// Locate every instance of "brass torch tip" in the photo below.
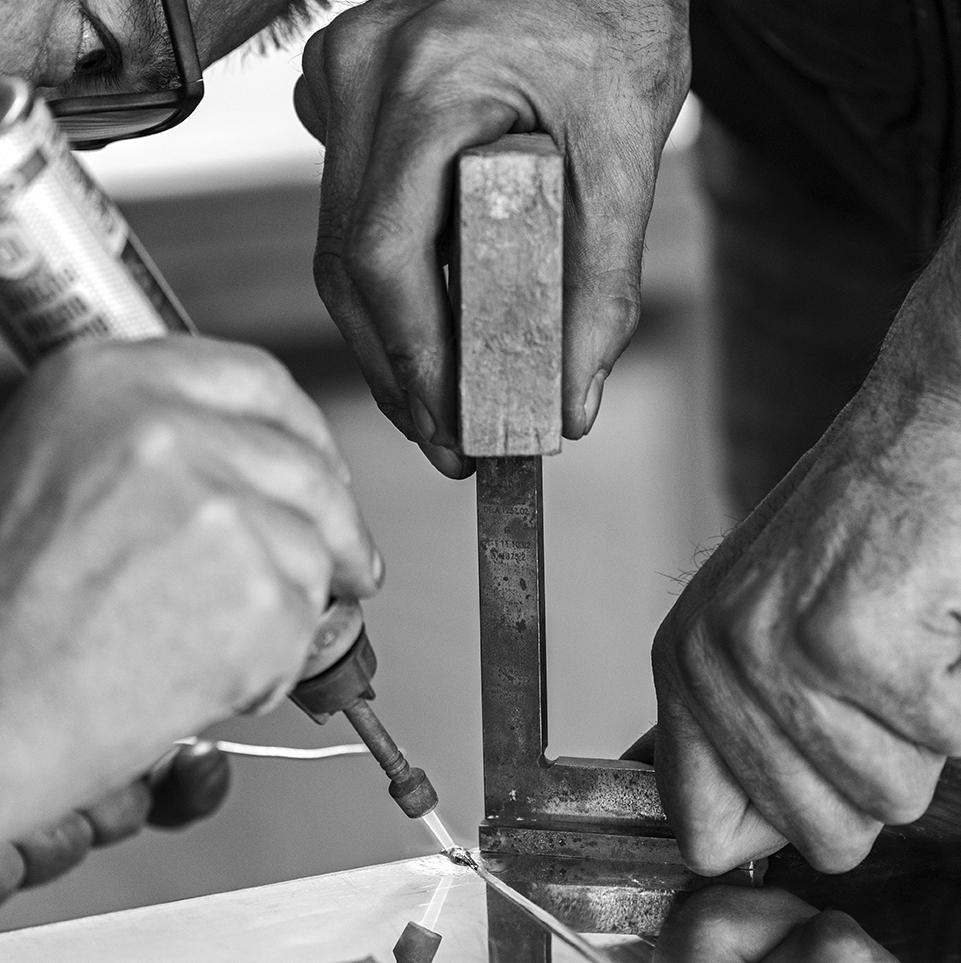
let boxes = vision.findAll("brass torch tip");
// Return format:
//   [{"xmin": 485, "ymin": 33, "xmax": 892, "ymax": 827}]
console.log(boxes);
[{"xmin": 389, "ymin": 766, "xmax": 438, "ymax": 819}]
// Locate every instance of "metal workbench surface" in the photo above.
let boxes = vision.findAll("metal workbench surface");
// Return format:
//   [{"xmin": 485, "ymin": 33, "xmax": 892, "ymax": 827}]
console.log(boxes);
[{"xmin": 1, "ymin": 840, "xmax": 959, "ymax": 962}]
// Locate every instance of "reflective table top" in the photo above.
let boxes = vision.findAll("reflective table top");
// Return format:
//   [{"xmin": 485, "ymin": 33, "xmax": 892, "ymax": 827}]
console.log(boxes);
[{"xmin": 1, "ymin": 831, "xmax": 959, "ymax": 962}]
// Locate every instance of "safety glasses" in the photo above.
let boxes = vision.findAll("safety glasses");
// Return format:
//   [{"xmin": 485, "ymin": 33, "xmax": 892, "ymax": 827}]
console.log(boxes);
[{"xmin": 46, "ymin": 0, "xmax": 204, "ymax": 150}]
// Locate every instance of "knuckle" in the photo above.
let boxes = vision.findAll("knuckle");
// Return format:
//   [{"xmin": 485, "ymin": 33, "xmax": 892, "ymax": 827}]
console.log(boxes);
[
  {"xmin": 881, "ymin": 793, "xmax": 932, "ymax": 826},
  {"xmin": 931, "ymin": 722, "xmax": 961, "ymax": 756},
  {"xmin": 294, "ymin": 75, "xmax": 326, "ymax": 145},
  {"xmin": 670, "ymin": 805, "xmax": 752, "ymax": 878},
  {"xmin": 383, "ymin": 345, "xmax": 433, "ymax": 389},
  {"xmin": 320, "ymin": 502, "xmax": 367, "ymax": 561},
  {"xmin": 907, "ymin": 673, "xmax": 961, "ymax": 754},
  {"xmin": 588, "ymin": 284, "xmax": 640, "ymax": 350},
  {"xmin": 312, "ymin": 407, "xmax": 335, "ymax": 446},
  {"xmin": 130, "ymin": 417, "xmax": 180, "ymax": 468},
  {"xmin": 296, "ymin": 455, "xmax": 335, "ymax": 506},
  {"xmin": 801, "ymin": 826, "xmax": 878, "ymax": 875},
  {"xmin": 85, "ymin": 782, "xmax": 152, "ymax": 846},
  {"xmin": 875, "ymin": 766, "xmax": 939, "ymax": 825},
  {"xmin": 657, "ymin": 886, "xmax": 745, "ymax": 961},
  {"xmin": 243, "ymin": 567, "xmax": 286, "ymax": 617},
  {"xmin": 669, "ymin": 887, "xmax": 747, "ymax": 944},
  {"xmin": 651, "ymin": 609, "xmax": 687, "ymax": 668},
  {"xmin": 609, "ymin": 294, "xmax": 640, "ymax": 346},
  {"xmin": 672, "ymin": 620, "xmax": 704, "ymax": 685},
  {"xmin": 717, "ymin": 605, "xmax": 784, "ymax": 695},
  {"xmin": 343, "ymin": 210, "xmax": 413, "ymax": 287},
  {"xmin": 313, "ymin": 249, "xmax": 342, "ymax": 305},
  {"xmin": 679, "ymin": 886, "xmax": 739, "ymax": 924},
  {"xmin": 212, "ymin": 342, "xmax": 300, "ymax": 408},
  {"xmin": 321, "ymin": 7, "xmax": 376, "ymax": 89},
  {"xmin": 677, "ymin": 834, "xmax": 740, "ymax": 878},
  {"xmin": 792, "ymin": 600, "xmax": 864, "ymax": 678},
  {"xmin": 801, "ymin": 911, "xmax": 873, "ymax": 958},
  {"xmin": 301, "ymin": 29, "xmax": 327, "ymax": 78},
  {"xmin": 672, "ymin": 615, "xmax": 721, "ymax": 702},
  {"xmin": 192, "ymin": 493, "xmax": 244, "ymax": 535},
  {"xmin": 188, "ymin": 499, "xmax": 280, "ymax": 603},
  {"xmin": 649, "ymin": 618, "xmax": 672, "ymax": 669},
  {"xmin": 390, "ymin": 17, "xmax": 449, "ymax": 75},
  {"xmin": 17, "ymin": 813, "xmax": 94, "ymax": 887},
  {"xmin": 714, "ymin": 600, "xmax": 765, "ymax": 661},
  {"xmin": 230, "ymin": 342, "xmax": 292, "ymax": 390},
  {"xmin": 647, "ymin": 47, "xmax": 692, "ymax": 109},
  {"xmin": 674, "ymin": 602, "xmax": 764, "ymax": 696}
]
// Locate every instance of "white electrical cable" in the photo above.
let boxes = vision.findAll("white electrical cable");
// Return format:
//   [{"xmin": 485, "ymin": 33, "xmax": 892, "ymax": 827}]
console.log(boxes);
[{"xmin": 175, "ymin": 736, "xmax": 371, "ymax": 761}]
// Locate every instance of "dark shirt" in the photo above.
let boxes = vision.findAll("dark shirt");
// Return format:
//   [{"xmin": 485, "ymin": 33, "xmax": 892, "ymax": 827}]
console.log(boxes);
[{"xmin": 692, "ymin": 0, "xmax": 961, "ymax": 245}]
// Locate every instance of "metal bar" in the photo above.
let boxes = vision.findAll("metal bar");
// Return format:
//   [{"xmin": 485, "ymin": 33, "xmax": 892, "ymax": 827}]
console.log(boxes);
[
  {"xmin": 476, "ymin": 455, "xmax": 549, "ymax": 821},
  {"xmin": 476, "ymin": 456, "xmax": 667, "ymax": 840},
  {"xmin": 461, "ymin": 135, "xmax": 670, "ymax": 869}
]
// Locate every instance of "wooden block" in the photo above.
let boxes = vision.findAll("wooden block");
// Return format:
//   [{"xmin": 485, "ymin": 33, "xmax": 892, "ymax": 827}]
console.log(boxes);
[{"xmin": 456, "ymin": 134, "xmax": 563, "ymax": 457}]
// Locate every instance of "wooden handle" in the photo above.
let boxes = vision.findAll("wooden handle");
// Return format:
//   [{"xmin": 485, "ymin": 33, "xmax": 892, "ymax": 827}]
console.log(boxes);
[{"xmin": 455, "ymin": 133, "xmax": 564, "ymax": 457}]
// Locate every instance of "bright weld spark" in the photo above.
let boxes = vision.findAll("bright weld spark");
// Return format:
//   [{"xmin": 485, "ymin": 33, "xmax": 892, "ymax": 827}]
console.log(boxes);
[
  {"xmin": 421, "ymin": 810, "xmax": 456, "ymax": 852},
  {"xmin": 445, "ymin": 846, "xmax": 478, "ymax": 869},
  {"xmin": 176, "ymin": 736, "xmax": 370, "ymax": 761}
]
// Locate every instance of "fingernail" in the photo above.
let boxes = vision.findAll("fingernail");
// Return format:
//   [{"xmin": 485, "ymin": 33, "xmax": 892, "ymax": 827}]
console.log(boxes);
[
  {"xmin": 372, "ymin": 549, "xmax": 385, "ymax": 588},
  {"xmin": 409, "ymin": 395, "xmax": 437, "ymax": 442},
  {"xmin": 423, "ymin": 443, "xmax": 467, "ymax": 478},
  {"xmin": 583, "ymin": 370, "xmax": 607, "ymax": 435}
]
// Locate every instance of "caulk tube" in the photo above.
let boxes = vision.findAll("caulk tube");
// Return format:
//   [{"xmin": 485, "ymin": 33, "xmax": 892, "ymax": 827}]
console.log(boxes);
[{"xmin": 0, "ymin": 76, "xmax": 193, "ymax": 366}]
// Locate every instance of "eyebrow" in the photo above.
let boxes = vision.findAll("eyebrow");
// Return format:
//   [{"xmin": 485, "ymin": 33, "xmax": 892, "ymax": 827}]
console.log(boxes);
[
  {"xmin": 254, "ymin": 0, "xmax": 332, "ymax": 53},
  {"xmin": 79, "ymin": 0, "xmax": 180, "ymax": 92}
]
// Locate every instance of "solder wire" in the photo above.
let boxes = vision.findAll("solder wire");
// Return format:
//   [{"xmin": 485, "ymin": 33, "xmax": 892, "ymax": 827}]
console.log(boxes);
[
  {"xmin": 443, "ymin": 847, "xmax": 621, "ymax": 963},
  {"xmin": 175, "ymin": 736, "xmax": 370, "ymax": 761}
]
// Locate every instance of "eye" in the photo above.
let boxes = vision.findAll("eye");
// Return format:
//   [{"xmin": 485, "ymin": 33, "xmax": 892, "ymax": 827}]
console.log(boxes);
[
  {"xmin": 75, "ymin": 46, "xmax": 113, "ymax": 76},
  {"xmin": 72, "ymin": 9, "xmax": 123, "ymax": 82}
]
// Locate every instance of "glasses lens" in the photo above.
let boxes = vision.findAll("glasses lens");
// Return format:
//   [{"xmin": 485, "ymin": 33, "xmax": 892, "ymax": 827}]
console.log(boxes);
[
  {"xmin": 41, "ymin": 0, "xmax": 203, "ymax": 148},
  {"xmin": 55, "ymin": 105, "xmax": 182, "ymax": 144}
]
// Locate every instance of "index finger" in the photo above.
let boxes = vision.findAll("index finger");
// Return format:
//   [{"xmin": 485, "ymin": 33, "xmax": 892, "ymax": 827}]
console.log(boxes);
[
  {"xmin": 654, "ymin": 679, "xmax": 787, "ymax": 876},
  {"xmin": 303, "ymin": 9, "xmax": 426, "ymax": 447},
  {"xmin": 345, "ymin": 81, "xmax": 524, "ymax": 451},
  {"xmin": 67, "ymin": 338, "xmax": 349, "ymax": 478}
]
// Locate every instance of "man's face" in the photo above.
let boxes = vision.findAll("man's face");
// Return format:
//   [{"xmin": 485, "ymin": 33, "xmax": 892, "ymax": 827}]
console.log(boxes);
[{"xmin": 0, "ymin": 0, "xmax": 305, "ymax": 97}]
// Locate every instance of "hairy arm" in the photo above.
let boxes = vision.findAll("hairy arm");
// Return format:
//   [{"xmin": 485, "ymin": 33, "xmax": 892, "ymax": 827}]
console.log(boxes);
[{"xmin": 651, "ymin": 204, "xmax": 961, "ymax": 873}]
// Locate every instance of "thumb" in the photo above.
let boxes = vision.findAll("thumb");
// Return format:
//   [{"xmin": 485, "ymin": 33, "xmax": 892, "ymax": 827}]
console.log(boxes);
[{"xmin": 560, "ymin": 130, "xmax": 659, "ymax": 439}]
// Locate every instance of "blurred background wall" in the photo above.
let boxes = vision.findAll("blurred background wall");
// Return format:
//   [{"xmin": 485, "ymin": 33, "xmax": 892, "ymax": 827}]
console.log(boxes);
[{"xmin": 0, "ymin": 24, "xmax": 730, "ymax": 933}]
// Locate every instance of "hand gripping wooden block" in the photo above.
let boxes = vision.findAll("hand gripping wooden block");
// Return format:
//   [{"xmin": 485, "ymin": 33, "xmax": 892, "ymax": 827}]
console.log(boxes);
[{"xmin": 456, "ymin": 134, "xmax": 563, "ymax": 457}]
